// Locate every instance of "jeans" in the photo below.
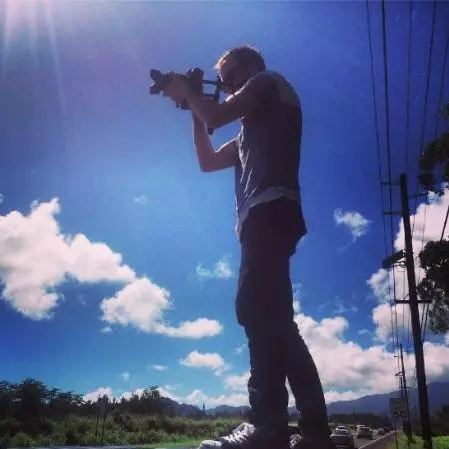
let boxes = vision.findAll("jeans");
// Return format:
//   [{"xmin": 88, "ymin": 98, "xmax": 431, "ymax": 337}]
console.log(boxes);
[{"xmin": 236, "ymin": 197, "xmax": 330, "ymax": 439}]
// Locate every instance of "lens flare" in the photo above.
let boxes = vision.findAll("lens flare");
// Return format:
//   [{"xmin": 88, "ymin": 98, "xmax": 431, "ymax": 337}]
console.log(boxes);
[{"xmin": 1, "ymin": 0, "xmax": 66, "ymax": 112}]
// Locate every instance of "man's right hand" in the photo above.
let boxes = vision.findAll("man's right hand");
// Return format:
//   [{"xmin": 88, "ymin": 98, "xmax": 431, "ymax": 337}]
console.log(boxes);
[{"xmin": 162, "ymin": 73, "xmax": 189, "ymax": 106}]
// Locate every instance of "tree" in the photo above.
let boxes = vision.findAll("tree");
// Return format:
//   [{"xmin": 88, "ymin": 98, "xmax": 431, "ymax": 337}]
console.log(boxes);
[
  {"xmin": 418, "ymin": 102, "xmax": 449, "ymax": 196},
  {"xmin": 417, "ymin": 240, "xmax": 449, "ymax": 334},
  {"xmin": 432, "ymin": 404, "xmax": 449, "ymax": 435},
  {"xmin": 47, "ymin": 389, "xmax": 84, "ymax": 419},
  {"xmin": 417, "ymin": 101, "xmax": 449, "ymax": 334},
  {"xmin": 15, "ymin": 378, "xmax": 49, "ymax": 421},
  {"xmin": 0, "ymin": 381, "xmax": 17, "ymax": 419}
]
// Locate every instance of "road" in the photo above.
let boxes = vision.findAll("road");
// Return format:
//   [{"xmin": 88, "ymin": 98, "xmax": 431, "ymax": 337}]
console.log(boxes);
[{"xmin": 353, "ymin": 430, "xmax": 395, "ymax": 449}]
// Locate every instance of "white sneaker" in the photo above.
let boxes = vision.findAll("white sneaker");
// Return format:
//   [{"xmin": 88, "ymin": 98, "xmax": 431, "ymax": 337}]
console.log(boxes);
[
  {"xmin": 218, "ymin": 423, "xmax": 255, "ymax": 442},
  {"xmin": 198, "ymin": 424, "xmax": 288, "ymax": 449}
]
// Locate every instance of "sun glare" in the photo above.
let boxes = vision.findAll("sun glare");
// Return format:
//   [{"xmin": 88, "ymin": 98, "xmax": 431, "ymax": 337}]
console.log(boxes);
[
  {"xmin": 1, "ymin": 0, "xmax": 66, "ymax": 111},
  {"xmin": 2, "ymin": 0, "xmax": 42, "ymax": 55}
]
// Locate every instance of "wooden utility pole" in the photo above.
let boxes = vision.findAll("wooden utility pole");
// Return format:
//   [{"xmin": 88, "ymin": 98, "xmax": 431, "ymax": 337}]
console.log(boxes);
[
  {"xmin": 399, "ymin": 344, "xmax": 411, "ymax": 420},
  {"xmin": 399, "ymin": 174, "xmax": 432, "ymax": 449}
]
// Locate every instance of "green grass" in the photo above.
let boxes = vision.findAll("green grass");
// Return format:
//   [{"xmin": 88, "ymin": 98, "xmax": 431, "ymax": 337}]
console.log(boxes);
[
  {"xmin": 387, "ymin": 434, "xmax": 449, "ymax": 449},
  {"xmin": 433, "ymin": 436, "xmax": 449, "ymax": 449},
  {"xmin": 136, "ymin": 439, "xmax": 203, "ymax": 448}
]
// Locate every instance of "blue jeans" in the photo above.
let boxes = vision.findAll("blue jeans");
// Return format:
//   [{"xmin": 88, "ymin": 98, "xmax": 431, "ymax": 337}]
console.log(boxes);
[{"xmin": 236, "ymin": 198, "xmax": 330, "ymax": 439}]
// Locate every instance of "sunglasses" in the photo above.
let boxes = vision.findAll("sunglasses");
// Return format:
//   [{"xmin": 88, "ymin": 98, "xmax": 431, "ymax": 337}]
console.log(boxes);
[{"xmin": 219, "ymin": 66, "xmax": 241, "ymax": 92}]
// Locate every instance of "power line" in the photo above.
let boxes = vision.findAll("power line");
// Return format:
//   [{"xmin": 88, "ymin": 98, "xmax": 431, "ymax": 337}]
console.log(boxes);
[
  {"xmin": 366, "ymin": 0, "xmax": 399, "ymax": 359},
  {"xmin": 404, "ymin": 0, "xmax": 414, "ymax": 353},
  {"xmin": 412, "ymin": 0, "xmax": 437, "ymax": 236},
  {"xmin": 405, "ymin": 0, "xmax": 413, "ymax": 174},
  {"xmin": 380, "ymin": 0, "xmax": 401, "ymax": 367},
  {"xmin": 419, "ymin": 27, "xmax": 449, "ymax": 346},
  {"xmin": 433, "ymin": 30, "xmax": 449, "ymax": 139},
  {"xmin": 413, "ymin": 2, "xmax": 437, "ymax": 340}
]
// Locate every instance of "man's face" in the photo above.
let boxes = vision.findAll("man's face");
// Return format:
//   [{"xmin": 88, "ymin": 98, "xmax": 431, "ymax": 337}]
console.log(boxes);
[{"xmin": 218, "ymin": 57, "xmax": 251, "ymax": 95}]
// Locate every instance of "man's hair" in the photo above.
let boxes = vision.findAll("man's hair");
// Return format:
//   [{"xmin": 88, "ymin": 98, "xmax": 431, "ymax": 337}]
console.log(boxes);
[{"xmin": 214, "ymin": 45, "xmax": 266, "ymax": 72}]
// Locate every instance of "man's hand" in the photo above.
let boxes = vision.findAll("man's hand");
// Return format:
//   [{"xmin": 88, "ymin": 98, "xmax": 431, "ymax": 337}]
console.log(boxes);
[{"xmin": 162, "ymin": 73, "xmax": 190, "ymax": 105}]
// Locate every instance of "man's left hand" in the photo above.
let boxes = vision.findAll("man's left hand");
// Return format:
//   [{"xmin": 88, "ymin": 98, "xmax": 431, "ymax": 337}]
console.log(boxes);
[{"xmin": 162, "ymin": 74, "xmax": 190, "ymax": 105}]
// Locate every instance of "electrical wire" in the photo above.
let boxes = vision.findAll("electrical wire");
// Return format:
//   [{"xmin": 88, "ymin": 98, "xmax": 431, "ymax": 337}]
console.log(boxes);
[
  {"xmin": 381, "ymin": 0, "xmax": 401, "ymax": 371},
  {"xmin": 366, "ymin": 0, "xmax": 399, "ymax": 360}
]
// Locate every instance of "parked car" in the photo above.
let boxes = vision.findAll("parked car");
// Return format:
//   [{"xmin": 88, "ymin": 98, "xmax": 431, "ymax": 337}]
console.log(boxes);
[
  {"xmin": 356, "ymin": 425, "xmax": 373, "ymax": 439},
  {"xmin": 377, "ymin": 427, "xmax": 385, "ymax": 435},
  {"xmin": 330, "ymin": 433, "xmax": 356, "ymax": 449}
]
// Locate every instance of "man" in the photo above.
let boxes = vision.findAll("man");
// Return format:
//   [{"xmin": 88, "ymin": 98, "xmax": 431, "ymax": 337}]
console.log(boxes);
[{"xmin": 162, "ymin": 46, "xmax": 334, "ymax": 449}]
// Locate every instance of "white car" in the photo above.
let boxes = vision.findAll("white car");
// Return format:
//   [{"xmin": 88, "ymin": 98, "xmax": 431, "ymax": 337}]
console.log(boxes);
[
  {"xmin": 356, "ymin": 425, "xmax": 373, "ymax": 439},
  {"xmin": 335, "ymin": 426, "xmax": 351, "ymax": 435}
]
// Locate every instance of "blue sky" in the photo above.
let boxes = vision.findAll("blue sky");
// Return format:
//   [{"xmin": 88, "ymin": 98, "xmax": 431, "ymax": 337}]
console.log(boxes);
[{"xmin": 1, "ymin": 0, "xmax": 449, "ymax": 408}]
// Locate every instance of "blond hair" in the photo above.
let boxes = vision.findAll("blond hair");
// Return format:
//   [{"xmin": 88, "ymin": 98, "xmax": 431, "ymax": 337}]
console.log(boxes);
[{"xmin": 214, "ymin": 45, "xmax": 266, "ymax": 72}]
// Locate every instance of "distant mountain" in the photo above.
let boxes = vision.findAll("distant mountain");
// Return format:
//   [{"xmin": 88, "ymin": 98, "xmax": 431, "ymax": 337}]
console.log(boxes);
[
  {"xmin": 207, "ymin": 405, "xmax": 249, "ymax": 416},
  {"xmin": 326, "ymin": 381, "xmax": 449, "ymax": 416},
  {"xmin": 159, "ymin": 396, "xmax": 203, "ymax": 417},
  {"xmin": 203, "ymin": 382, "xmax": 449, "ymax": 417}
]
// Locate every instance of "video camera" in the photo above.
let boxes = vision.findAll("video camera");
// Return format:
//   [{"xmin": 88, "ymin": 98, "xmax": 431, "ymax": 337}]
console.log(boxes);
[{"xmin": 149, "ymin": 68, "xmax": 224, "ymax": 134}]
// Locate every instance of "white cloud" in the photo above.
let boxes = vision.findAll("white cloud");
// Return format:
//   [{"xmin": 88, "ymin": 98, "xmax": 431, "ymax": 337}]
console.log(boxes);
[
  {"xmin": 292, "ymin": 283, "xmax": 302, "ymax": 300},
  {"xmin": 358, "ymin": 329, "xmax": 372, "ymax": 336},
  {"xmin": 119, "ymin": 388, "xmax": 145, "ymax": 401},
  {"xmin": 221, "ymin": 311, "xmax": 399, "ymax": 404},
  {"xmin": 100, "ymin": 278, "xmax": 223, "ymax": 339},
  {"xmin": 0, "ymin": 199, "xmax": 222, "ymax": 335},
  {"xmin": 106, "ymin": 297, "xmax": 449, "ymax": 409},
  {"xmin": 100, "ymin": 277, "xmax": 172, "ymax": 331},
  {"xmin": 186, "ymin": 390, "xmax": 248, "ymax": 408},
  {"xmin": 368, "ymin": 190, "xmax": 449, "ymax": 343},
  {"xmin": 82, "ymin": 387, "xmax": 113, "ymax": 403},
  {"xmin": 120, "ymin": 372, "xmax": 130, "ymax": 382},
  {"xmin": 334, "ymin": 208, "xmax": 371, "ymax": 242},
  {"xmin": 133, "ymin": 195, "xmax": 147, "ymax": 205},
  {"xmin": 180, "ymin": 350, "xmax": 229, "ymax": 375},
  {"xmin": 196, "ymin": 256, "xmax": 233, "ymax": 280},
  {"xmin": 101, "ymin": 326, "xmax": 112, "ymax": 333},
  {"xmin": 224, "ymin": 371, "xmax": 250, "ymax": 391},
  {"xmin": 110, "ymin": 289, "xmax": 449, "ymax": 410},
  {"xmin": 233, "ymin": 344, "xmax": 247, "ymax": 355},
  {"xmin": 294, "ymin": 312, "xmax": 399, "ymax": 397},
  {"xmin": 155, "ymin": 318, "xmax": 223, "ymax": 339},
  {"xmin": 324, "ymin": 390, "xmax": 366, "ymax": 403},
  {"xmin": 293, "ymin": 300, "xmax": 300, "ymax": 314},
  {"xmin": 0, "ymin": 193, "xmax": 4, "ymax": 205},
  {"xmin": 149, "ymin": 364, "xmax": 168, "ymax": 372},
  {"xmin": 165, "ymin": 388, "xmax": 249, "ymax": 408},
  {"xmin": 334, "ymin": 297, "xmax": 358, "ymax": 314},
  {"xmin": 119, "ymin": 385, "xmax": 247, "ymax": 408},
  {"xmin": 0, "ymin": 199, "xmax": 135, "ymax": 320},
  {"xmin": 157, "ymin": 386, "xmax": 178, "ymax": 401}
]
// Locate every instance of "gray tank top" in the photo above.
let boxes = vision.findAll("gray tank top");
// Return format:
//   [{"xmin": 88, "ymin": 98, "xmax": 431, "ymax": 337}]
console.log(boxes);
[{"xmin": 233, "ymin": 70, "xmax": 304, "ymax": 238}]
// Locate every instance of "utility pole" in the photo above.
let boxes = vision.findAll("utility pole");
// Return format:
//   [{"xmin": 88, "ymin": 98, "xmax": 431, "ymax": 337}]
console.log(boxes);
[
  {"xmin": 399, "ymin": 344, "xmax": 411, "ymax": 421},
  {"xmin": 399, "ymin": 174, "xmax": 432, "ymax": 449},
  {"xmin": 399, "ymin": 343, "xmax": 413, "ymax": 444}
]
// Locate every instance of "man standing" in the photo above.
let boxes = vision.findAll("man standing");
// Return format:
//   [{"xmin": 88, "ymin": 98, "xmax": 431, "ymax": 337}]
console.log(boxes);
[{"xmin": 162, "ymin": 46, "xmax": 334, "ymax": 449}]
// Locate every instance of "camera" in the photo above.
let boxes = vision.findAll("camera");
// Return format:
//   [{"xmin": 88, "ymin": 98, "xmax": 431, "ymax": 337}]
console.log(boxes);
[{"xmin": 149, "ymin": 68, "xmax": 223, "ymax": 135}]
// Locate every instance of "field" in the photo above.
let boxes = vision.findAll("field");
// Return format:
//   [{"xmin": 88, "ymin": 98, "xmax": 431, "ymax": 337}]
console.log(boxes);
[{"xmin": 387, "ymin": 434, "xmax": 449, "ymax": 449}]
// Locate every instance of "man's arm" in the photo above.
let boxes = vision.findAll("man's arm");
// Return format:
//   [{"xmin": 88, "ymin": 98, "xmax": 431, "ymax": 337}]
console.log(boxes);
[
  {"xmin": 193, "ymin": 114, "xmax": 237, "ymax": 172},
  {"xmin": 163, "ymin": 72, "xmax": 277, "ymax": 130},
  {"xmin": 186, "ymin": 72, "xmax": 277, "ymax": 129}
]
